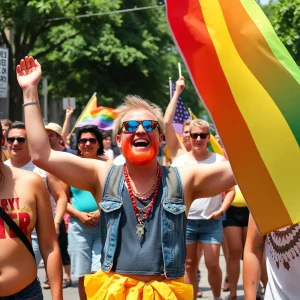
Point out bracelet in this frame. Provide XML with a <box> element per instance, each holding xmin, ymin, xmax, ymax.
<box><xmin>23</xmin><ymin>101</ymin><xmax>39</xmax><ymax>107</ymax></box>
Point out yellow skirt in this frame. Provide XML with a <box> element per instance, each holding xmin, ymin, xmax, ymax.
<box><xmin>84</xmin><ymin>271</ymin><xmax>193</xmax><ymax>300</ymax></box>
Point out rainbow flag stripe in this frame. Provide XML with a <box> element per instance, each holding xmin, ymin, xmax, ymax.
<box><xmin>75</xmin><ymin>94</ymin><xmax>117</xmax><ymax>130</ymax></box>
<box><xmin>208</xmin><ymin>134</ymin><xmax>225</xmax><ymax>157</ymax></box>
<box><xmin>166</xmin><ymin>0</ymin><xmax>300</xmax><ymax>234</ymax></box>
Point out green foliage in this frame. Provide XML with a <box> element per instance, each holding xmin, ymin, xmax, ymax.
<box><xmin>269</xmin><ymin>0</ymin><xmax>300</xmax><ymax>65</ymax></box>
<box><xmin>0</xmin><ymin>0</ymin><xmax>205</xmax><ymax>121</ymax></box>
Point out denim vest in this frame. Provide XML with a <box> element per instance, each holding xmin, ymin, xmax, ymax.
<box><xmin>99</xmin><ymin>165</ymin><xmax>186</xmax><ymax>279</ymax></box>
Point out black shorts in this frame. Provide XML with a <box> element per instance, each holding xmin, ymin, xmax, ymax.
<box><xmin>223</xmin><ymin>206</ymin><xmax>249</xmax><ymax>228</ymax></box>
<box><xmin>58</xmin><ymin>220</ymin><xmax>71</xmax><ymax>266</ymax></box>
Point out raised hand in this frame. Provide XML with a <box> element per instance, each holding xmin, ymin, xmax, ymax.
<box><xmin>66</xmin><ymin>106</ymin><xmax>74</xmax><ymax>118</ymax></box>
<box><xmin>16</xmin><ymin>56</ymin><xmax>42</xmax><ymax>90</ymax></box>
<box><xmin>175</xmin><ymin>76</ymin><xmax>185</xmax><ymax>94</ymax></box>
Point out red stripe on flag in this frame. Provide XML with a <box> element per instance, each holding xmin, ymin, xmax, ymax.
<box><xmin>167</xmin><ymin>0</ymin><xmax>291</xmax><ymax>234</ymax></box>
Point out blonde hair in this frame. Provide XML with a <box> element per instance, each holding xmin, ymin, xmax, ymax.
<box><xmin>113</xmin><ymin>95</ymin><xmax>164</xmax><ymax>137</ymax></box>
<box><xmin>189</xmin><ymin>119</ymin><xmax>210</xmax><ymax>132</ymax></box>
<box><xmin>182</xmin><ymin>119</ymin><xmax>191</xmax><ymax>131</ymax></box>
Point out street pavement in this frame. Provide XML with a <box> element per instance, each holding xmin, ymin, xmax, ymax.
<box><xmin>39</xmin><ymin>251</ymin><xmax>245</xmax><ymax>299</ymax></box>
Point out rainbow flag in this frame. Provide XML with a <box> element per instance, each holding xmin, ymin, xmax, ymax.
<box><xmin>75</xmin><ymin>93</ymin><xmax>117</xmax><ymax>130</ymax></box>
<box><xmin>166</xmin><ymin>0</ymin><xmax>300</xmax><ymax>234</ymax></box>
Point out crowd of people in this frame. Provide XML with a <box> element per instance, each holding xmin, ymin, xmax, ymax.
<box><xmin>0</xmin><ymin>56</ymin><xmax>299</xmax><ymax>300</ymax></box>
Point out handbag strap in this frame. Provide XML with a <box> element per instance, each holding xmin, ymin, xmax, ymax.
<box><xmin>0</xmin><ymin>207</ymin><xmax>35</xmax><ymax>259</ymax></box>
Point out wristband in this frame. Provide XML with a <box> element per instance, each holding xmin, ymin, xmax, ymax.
<box><xmin>23</xmin><ymin>101</ymin><xmax>39</xmax><ymax>107</ymax></box>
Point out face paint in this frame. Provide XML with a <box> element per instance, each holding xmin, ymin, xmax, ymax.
<box><xmin>122</xmin><ymin>136</ymin><xmax>159</xmax><ymax>165</ymax></box>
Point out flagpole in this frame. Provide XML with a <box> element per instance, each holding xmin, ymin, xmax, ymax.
<box><xmin>178</xmin><ymin>62</ymin><xmax>182</xmax><ymax>78</ymax></box>
<box><xmin>188</xmin><ymin>108</ymin><xmax>193</xmax><ymax>119</ymax></box>
<box><xmin>169</xmin><ymin>77</ymin><xmax>172</xmax><ymax>101</ymax></box>
<box><xmin>69</xmin><ymin>92</ymin><xmax>97</xmax><ymax>135</ymax></box>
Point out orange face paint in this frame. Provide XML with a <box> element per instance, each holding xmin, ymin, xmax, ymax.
<box><xmin>122</xmin><ymin>137</ymin><xmax>159</xmax><ymax>165</ymax></box>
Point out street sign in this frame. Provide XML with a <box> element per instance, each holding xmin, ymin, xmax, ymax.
<box><xmin>63</xmin><ymin>97</ymin><xmax>76</xmax><ymax>109</ymax></box>
<box><xmin>0</xmin><ymin>48</ymin><xmax>9</xmax><ymax>98</ymax></box>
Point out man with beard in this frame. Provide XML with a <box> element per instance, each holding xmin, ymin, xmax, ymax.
<box><xmin>17</xmin><ymin>56</ymin><xmax>236</xmax><ymax>299</ymax></box>
<box><xmin>0</xmin><ymin>121</ymin><xmax>62</xmax><ymax>299</ymax></box>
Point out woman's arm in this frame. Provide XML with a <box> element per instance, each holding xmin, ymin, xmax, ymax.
<box><xmin>243</xmin><ymin>214</ymin><xmax>266</xmax><ymax>299</ymax></box>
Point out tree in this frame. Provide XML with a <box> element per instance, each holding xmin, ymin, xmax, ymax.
<box><xmin>0</xmin><ymin>0</ymin><xmax>205</xmax><ymax>121</ymax></box>
<box><xmin>269</xmin><ymin>0</ymin><xmax>300</xmax><ymax>65</ymax></box>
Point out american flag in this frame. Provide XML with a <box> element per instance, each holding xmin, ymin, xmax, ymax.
<box><xmin>171</xmin><ymin>81</ymin><xmax>191</xmax><ymax>135</ymax></box>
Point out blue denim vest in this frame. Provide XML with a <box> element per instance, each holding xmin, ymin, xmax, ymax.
<box><xmin>99</xmin><ymin>165</ymin><xmax>186</xmax><ymax>279</ymax></box>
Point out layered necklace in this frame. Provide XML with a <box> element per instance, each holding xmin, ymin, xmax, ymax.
<box><xmin>123</xmin><ymin>163</ymin><xmax>162</xmax><ymax>240</ymax></box>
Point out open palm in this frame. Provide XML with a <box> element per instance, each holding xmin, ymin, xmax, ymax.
<box><xmin>16</xmin><ymin>56</ymin><xmax>42</xmax><ymax>90</ymax></box>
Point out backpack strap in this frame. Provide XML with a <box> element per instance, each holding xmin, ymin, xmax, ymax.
<box><xmin>0</xmin><ymin>207</ymin><xmax>35</xmax><ymax>259</ymax></box>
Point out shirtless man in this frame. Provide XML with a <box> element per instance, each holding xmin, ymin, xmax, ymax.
<box><xmin>17</xmin><ymin>56</ymin><xmax>235</xmax><ymax>299</ymax></box>
<box><xmin>0</xmin><ymin>122</ymin><xmax>62</xmax><ymax>299</ymax></box>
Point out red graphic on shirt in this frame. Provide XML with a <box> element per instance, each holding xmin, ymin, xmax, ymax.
<box><xmin>0</xmin><ymin>198</ymin><xmax>31</xmax><ymax>239</ymax></box>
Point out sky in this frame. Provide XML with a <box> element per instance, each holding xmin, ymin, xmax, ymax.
<box><xmin>260</xmin><ymin>0</ymin><xmax>270</xmax><ymax>4</ymax></box>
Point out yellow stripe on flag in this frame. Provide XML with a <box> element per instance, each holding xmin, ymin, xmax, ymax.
<box><xmin>200</xmin><ymin>0</ymin><xmax>300</xmax><ymax>220</ymax></box>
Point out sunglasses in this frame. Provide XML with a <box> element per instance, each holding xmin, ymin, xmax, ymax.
<box><xmin>79</xmin><ymin>138</ymin><xmax>97</xmax><ymax>144</ymax></box>
<box><xmin>190</xmin><ymin>133</ymin><xmax>210</xmax><ymax>140</ymax></box>
<box><xmin>7</xmin><ymin>137</ymin><xmax>27</xmax><ymax>144</ymax></box>
<box><xmin>121</xmin><ymin>120</ymin><xmax>159</xmax><ymax>133</ymax></box>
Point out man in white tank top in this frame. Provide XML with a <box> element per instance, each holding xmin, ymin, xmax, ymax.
<box><xmin>244</xmin><ymin>214</ymin><xmax>300</xmax><ymax>299</ymax></box>
<box><xmin>4</xmin><ymin>122</ymin><xmax>67</xmax><ymax>265</ymax></box>
<box><xmin>172</xmin><ymin>119</ymin><xmax>235</xmax><ymax>300</ymax></box>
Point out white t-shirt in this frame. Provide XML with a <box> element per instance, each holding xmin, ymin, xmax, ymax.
<box><xmin>4</xmin><ymin>160</ymin><xmax>56</xmax><ymax>238</ymax></box>
<box><xmin>104</xmin><ymin>149</ymin><xmax>114</xmax><ymax>160</ymax></box>
<box><xmin>264</xmin><ymin>223</ymin><xmax>300</xmax><ymax>299</ymax></box>
<box><xmin>172</xmin><ymin>152</ymin><xmax>223</xmax><ymax>219</ymax></box>
<box><xmin>113</xmin><ymin>154</ymin><xmax>125</xmax><ymax>166</ymax></box>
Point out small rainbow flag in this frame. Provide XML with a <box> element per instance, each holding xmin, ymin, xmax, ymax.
<box><xmin>75</xmin><ymin>93</ymin><xmax>117</xmax><ymax>130</ymax></box>
<box><xmin>167</xmin><ymin>0</ymin><xmax>300</xmax><ymax>234</ymax></box>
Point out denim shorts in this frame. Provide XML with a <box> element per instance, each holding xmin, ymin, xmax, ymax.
<box><xmin>0</xmin><ymin>278</ymin><xmax>43</xmax><ymax>300</ymax></box>
<box><xmin>68</xmin><ymin>217</ymin><xmax>101</xmax><ymax>277</ymax></box>
<box><xmin>186</xmin><ymin>218</ymin><xmax>223</xmax><ymax>245</ymax></box>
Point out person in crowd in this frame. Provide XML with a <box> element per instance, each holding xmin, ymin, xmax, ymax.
<box><xmin>61</xmin><ymin>106</ymin><xmax>74</xmax><ymax>145</ymax></box>
<box><xmin>45</xmin><ymin>122</ymin><xmax>76</xmax><ymax>155</ymax></box>
<box><xmin>101</xmin><ymin>131</ymin><xmax>114</xmax><ymax>160</ymax></box>
<box><xmin>0</xmin><ymin>121</ymin><xmax>63</xmax><ymax>300</ymax></box>
<box><xmin>222</xmin><ymin>185</ymin><xmax>249</xmax><ymax>300</ymax></box>
<box><xmin>163</xmin><ymin>76</ymin><xmax>191</xmax><ymax>160</ymax></box>
<box><xmin>64</xmin><ymin>125</ymin><xmax>108</xmax><ymax>299</ymax></box>
<box><xmin>244</xmin><ymin>214</ymin><xmax>299</xmax><ymax>299</ymax></box>
<box><xmin>172</xmin><ymin>119</ymin><xmax>235</xmax><ymax>300</ymax></box>
<box><xmin>1</xmin><ymin>119</ymin><xmax>12</xmax><ymax>160</ymax></box>
<box><xmin>44</xmin><ymin>121</ymin><xmax>74</xmax><ymax>288</ymax></box>
<box><xmin>17</xmin><ymin>56</ymin><xmax>235</xmax><ymax>299</ymax></box>
<box><xmin>4</xmin><ymin>121</ymin><xmax>68</xmax><ymax>289</ymax></box>
<box><xmin>0</xmin><ymin>119</ymin><xmax>12</xmax><ymax>150</ymax></box>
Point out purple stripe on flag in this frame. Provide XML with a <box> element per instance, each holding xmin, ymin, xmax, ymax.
<box><xmin>173</xmin><ymin>123</ymin><xmax>183</xmax><ymax>136</ymax></box>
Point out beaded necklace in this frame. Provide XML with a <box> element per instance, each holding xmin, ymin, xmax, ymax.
<box><xmin>123</xmin><ymin>163</ymin><xmax>162</xmax><ymax>239</ymax></box>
